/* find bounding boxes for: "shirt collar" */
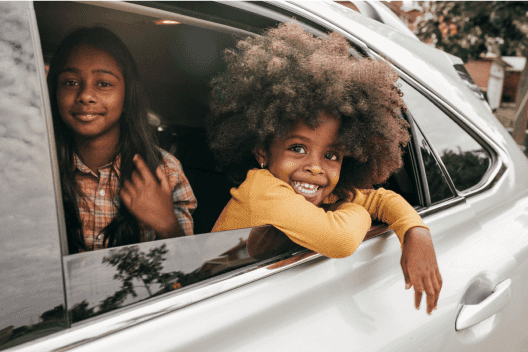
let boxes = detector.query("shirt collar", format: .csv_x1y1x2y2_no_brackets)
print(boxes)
72,153,122,178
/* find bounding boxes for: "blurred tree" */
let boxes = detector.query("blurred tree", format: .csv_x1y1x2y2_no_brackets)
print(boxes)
101,244,176,307
415,1,528,61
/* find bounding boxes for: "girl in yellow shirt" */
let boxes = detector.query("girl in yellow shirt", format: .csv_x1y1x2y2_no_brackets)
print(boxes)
207,23,441,314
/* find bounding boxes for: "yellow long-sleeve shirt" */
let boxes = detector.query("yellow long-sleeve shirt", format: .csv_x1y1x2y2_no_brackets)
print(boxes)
212,169,428,258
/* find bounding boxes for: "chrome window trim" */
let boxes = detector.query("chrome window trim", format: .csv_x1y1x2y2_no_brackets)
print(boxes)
368,51,507,201
407,109,459,198
14,250,323,351
417,197,466,218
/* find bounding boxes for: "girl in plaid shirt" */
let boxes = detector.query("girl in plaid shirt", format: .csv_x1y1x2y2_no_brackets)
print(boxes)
47,28,197,253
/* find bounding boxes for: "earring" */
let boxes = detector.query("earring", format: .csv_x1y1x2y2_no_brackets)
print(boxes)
261,162,264,169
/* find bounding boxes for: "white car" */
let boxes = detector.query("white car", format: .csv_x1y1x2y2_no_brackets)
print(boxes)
1,1,528,351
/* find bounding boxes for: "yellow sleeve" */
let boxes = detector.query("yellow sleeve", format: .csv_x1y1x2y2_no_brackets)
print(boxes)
213,169,372,258
257,192,372,258
351,188,428,247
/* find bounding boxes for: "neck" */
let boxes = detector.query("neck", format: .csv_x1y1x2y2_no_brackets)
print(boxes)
75,132,120,175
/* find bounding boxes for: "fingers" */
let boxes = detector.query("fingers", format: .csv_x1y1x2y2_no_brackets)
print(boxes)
423,277,436,314
120,181,134,208
133,154,155,182
413,278,424,311
413,270,442,314
156,166,171,194
401,258,412,290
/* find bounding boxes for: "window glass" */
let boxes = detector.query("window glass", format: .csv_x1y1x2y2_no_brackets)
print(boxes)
0,2,67,349
413,125,454,204
399,80,491,193
63,226,300,324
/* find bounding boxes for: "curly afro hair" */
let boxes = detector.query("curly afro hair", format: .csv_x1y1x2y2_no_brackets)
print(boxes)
208,22,409,197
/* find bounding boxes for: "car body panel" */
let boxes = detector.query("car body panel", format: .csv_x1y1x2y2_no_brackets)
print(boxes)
3,1,528,351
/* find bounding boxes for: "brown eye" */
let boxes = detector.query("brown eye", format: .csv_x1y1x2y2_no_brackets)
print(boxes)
63,80,78,86
290,145,306,154
326,152,338,161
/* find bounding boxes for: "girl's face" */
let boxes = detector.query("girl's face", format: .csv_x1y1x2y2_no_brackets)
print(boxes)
256,112,345,206
56,44,125,142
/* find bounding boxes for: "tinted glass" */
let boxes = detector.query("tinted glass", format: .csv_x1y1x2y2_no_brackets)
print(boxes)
399,80,490,192
414,126,454,204
0,2,66,349
63,226,300,324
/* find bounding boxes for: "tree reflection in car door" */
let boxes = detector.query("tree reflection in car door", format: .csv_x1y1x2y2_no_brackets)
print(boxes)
63,227,291,324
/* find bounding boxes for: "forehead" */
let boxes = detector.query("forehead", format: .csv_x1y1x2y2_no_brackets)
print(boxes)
286,114,341,140
63,44,122,74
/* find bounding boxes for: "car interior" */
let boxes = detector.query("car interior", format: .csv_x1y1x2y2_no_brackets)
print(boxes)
34,1,421,239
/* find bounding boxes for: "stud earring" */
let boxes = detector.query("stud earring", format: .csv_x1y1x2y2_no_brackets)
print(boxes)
261,162,264,168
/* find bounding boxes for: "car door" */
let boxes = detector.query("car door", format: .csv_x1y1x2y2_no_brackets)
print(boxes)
399,79,528,351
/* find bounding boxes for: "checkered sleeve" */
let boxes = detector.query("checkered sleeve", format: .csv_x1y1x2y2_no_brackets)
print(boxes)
159,148,197,236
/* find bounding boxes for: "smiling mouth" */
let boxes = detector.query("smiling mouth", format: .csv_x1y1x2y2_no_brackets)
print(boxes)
293,181,322,196
72,113,102,122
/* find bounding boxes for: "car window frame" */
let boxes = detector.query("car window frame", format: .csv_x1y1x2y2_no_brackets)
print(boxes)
367,52,506,207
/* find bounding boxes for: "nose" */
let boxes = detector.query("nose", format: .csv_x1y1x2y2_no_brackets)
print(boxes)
303,158,324,175
76,84,96,105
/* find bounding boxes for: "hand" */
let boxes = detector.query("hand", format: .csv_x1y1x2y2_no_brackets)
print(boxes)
120,154,184,239
400,227,442,315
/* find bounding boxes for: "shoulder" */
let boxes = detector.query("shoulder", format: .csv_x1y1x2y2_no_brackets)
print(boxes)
157,147,183,174
235,168,295,200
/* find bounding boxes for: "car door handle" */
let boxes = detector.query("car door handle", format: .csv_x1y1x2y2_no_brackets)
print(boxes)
456,279,512,331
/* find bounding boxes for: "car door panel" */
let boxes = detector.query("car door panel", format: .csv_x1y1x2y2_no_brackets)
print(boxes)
60,199,500,352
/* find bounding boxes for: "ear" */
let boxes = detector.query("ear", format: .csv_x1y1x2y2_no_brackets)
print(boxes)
254,145,268,168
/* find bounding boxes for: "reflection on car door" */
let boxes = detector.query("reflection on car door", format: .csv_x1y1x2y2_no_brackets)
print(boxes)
0,2,67,350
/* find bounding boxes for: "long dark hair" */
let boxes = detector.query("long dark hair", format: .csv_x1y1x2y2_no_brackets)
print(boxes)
47,27,162,253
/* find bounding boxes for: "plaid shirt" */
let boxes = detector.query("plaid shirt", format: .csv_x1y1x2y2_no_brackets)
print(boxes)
74,148,197,251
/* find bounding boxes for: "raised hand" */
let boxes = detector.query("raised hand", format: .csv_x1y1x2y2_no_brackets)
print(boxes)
120,154,184,239
400,226,442,315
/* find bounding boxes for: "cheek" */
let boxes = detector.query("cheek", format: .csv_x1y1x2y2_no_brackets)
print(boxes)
56,90,73,119
327,166,341,188
270,158,298,182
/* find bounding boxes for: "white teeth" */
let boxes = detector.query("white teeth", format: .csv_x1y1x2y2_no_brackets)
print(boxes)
293,181,320,195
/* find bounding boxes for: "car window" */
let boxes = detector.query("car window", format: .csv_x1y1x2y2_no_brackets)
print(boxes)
409,117,455,205
0,2,67,349
33,0,422,325
33,0,315,324
398,79,491,194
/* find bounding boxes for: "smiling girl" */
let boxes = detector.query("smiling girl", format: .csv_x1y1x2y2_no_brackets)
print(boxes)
47,28,197,253
208,23,442,314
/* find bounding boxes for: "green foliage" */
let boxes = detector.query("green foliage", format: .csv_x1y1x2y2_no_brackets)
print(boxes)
416,1,528,61
440,148,489,191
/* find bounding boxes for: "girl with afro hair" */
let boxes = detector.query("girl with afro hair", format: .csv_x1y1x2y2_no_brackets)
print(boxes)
208,23,441,314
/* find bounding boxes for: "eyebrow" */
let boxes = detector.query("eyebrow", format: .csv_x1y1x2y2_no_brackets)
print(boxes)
59,67,121,80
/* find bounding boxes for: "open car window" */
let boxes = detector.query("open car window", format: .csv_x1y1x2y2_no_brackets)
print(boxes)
34,0,426,324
